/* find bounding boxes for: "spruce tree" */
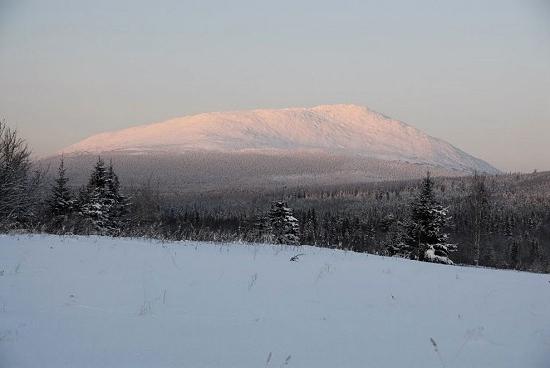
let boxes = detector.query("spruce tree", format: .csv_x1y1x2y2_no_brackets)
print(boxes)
47,157,74,230
87,157,108,190
399,172,457,264
268,201,300,245
105,161,128,233
302,208,318,245
79,157,113,234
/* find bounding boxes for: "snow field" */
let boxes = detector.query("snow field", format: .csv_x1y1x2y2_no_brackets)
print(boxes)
0,235,548,367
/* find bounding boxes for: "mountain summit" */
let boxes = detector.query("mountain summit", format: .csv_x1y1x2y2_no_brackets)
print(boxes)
62,104,498,174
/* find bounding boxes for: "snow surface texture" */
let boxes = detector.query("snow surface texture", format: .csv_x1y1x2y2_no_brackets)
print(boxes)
1,235,548,368
61,105,499,174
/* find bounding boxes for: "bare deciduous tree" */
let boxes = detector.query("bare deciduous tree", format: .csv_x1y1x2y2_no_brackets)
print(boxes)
0,119,38,228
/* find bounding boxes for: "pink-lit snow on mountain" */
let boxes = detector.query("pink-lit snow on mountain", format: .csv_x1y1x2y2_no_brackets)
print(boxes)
61,104,498,173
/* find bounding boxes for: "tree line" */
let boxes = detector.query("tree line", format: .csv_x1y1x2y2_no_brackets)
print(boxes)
1,120,549,272
124,169,549,273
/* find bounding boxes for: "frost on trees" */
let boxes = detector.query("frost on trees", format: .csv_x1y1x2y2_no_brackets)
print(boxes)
47,157,75,230
0,120,37,228
268,201,300,246
105,161,129,234
78,157,128,235
79,158,111,233
392,172,457,265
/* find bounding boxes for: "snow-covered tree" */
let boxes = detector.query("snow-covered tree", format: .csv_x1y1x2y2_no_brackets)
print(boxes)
77,158,129,235
250,213,272,243
268,201,300,245
105,161,128,233
396,172,457,264
301,208,318,245
79,157,113,234
0,120,38,228
47,157,74,229
420,206,457,265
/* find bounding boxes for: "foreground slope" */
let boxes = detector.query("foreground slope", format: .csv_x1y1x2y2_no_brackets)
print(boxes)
1,235,548,368
61,105,498,174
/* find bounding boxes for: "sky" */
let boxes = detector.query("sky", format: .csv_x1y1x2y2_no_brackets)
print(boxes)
0,0,549,172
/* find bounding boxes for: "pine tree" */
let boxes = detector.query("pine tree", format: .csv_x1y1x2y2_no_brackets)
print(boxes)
79,157,113,234
87,157,108,190
47,157,74,230
302,208,318,245
268,201,300,245
105,161,128,234
397,172,457,264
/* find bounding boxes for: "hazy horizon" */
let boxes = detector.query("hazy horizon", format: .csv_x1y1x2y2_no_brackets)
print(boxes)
1,0,549,172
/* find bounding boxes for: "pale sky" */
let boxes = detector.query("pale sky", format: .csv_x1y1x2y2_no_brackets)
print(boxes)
1,0,549,172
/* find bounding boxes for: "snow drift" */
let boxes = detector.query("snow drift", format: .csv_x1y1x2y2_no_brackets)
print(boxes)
61,105,498,174
1,235,548,368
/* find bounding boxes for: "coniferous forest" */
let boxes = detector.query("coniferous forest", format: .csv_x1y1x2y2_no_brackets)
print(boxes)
1,120,549,273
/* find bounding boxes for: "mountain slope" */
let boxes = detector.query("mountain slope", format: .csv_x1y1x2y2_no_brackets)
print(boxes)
61,104,498,174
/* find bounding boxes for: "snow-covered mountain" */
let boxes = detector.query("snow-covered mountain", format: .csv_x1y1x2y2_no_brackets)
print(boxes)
62,104,498,174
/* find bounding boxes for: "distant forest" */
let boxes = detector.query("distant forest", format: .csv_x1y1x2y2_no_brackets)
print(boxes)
2,120,549,273
128,171,550,273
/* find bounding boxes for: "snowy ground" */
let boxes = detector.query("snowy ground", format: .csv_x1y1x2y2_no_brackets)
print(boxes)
0,235,549,368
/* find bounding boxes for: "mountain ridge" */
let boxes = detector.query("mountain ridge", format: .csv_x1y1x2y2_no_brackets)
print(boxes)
60,104,499,174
